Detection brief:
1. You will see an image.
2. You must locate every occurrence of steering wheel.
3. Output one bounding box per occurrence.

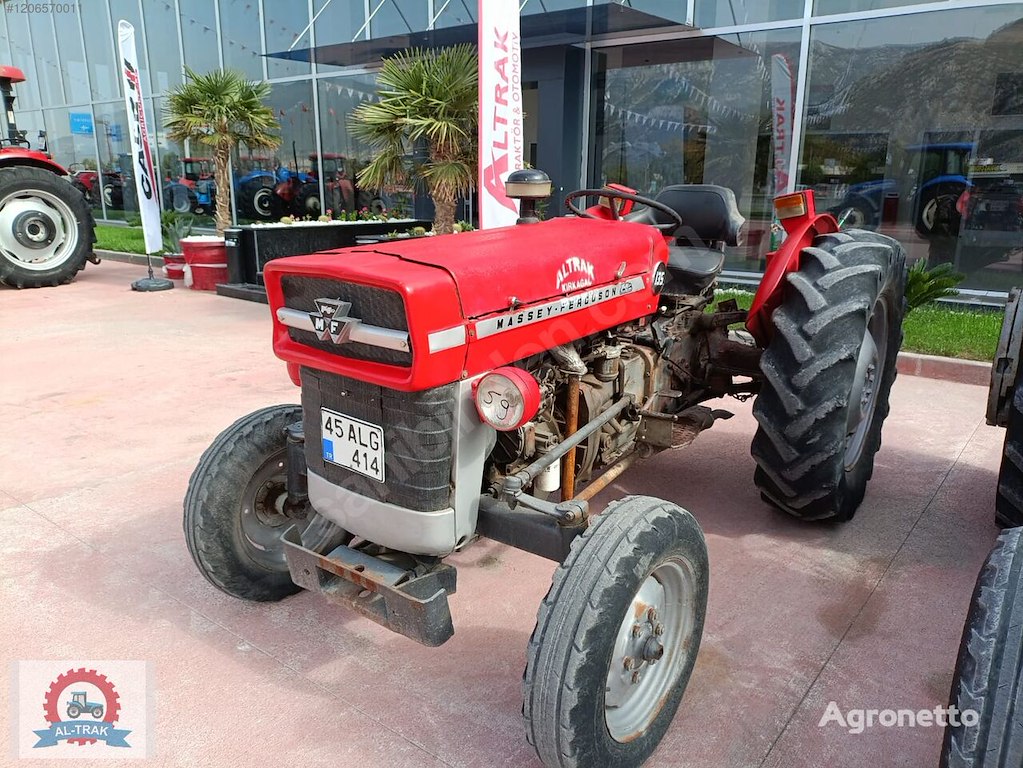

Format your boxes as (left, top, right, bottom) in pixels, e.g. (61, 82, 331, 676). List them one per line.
(565, 188, 683, 233)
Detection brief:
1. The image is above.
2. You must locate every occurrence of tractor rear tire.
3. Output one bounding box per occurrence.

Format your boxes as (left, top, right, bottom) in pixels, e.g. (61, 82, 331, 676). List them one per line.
(752, 229, 906, 521)
(296, 183, 321, 217)
(942, 527, 1023, 768)
(997, 385, 1023, 528)
(183, 405, 349, 602)
(523, 496, 708, 768)
(0, 166, 95, 288)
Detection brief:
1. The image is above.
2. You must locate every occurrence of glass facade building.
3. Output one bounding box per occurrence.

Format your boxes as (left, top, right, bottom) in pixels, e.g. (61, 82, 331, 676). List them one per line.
(3, 0, 1023, 291)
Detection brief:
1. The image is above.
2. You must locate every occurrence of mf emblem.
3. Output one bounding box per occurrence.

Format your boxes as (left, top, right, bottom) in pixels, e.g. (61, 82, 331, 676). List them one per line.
(310, 298, 362, 344)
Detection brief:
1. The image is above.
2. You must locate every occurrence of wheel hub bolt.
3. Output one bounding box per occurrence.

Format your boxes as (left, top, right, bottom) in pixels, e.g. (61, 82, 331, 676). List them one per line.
(654, 623, 664, 636)
(623, 656, 635, 671)
(631, 624, 642, 638)
(647, 607, 658, 622)
(642, 636, 664, 663)
(631, 670, 641, 684)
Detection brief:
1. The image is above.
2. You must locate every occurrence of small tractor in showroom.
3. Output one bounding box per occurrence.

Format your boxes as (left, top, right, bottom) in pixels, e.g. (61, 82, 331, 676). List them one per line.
(0, 65, 97, 288)
(185, 171, 907, 767)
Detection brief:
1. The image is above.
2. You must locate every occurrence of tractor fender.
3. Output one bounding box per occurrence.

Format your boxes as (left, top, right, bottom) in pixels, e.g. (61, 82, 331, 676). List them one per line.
(745, 210, 840, 346)
(0, 150, 68, 175)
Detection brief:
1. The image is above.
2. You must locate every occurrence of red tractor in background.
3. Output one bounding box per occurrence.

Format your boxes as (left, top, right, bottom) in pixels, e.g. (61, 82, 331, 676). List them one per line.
(184, 169, 907, 766)
(0, 65, 97, 288)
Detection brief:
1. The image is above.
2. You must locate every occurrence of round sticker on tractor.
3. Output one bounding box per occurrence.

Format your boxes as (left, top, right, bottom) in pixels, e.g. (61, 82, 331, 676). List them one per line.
(652, 262, 668, 293)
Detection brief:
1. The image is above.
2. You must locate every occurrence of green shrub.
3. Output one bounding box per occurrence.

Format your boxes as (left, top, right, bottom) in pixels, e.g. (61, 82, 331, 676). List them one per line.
(905, 259, 964, 312)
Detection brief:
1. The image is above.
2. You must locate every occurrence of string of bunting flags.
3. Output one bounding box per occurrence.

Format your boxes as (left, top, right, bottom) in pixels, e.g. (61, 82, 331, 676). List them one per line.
(605, 103, 716, 136)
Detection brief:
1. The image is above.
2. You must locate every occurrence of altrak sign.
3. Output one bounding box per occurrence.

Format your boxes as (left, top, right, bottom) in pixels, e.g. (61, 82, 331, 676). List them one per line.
(478, 0, 524, 229)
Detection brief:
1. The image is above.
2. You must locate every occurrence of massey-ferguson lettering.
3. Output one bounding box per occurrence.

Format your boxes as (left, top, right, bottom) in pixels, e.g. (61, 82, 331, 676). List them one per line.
(184, 175, 907, 768)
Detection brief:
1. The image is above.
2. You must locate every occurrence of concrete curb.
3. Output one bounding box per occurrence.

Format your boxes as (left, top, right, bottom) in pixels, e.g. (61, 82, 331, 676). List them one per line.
(896, 351, 990, 387)
(91, 250, 995, 387)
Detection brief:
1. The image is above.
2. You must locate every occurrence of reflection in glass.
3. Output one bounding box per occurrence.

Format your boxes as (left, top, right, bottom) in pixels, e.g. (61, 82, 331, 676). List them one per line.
(370, 0, 429, 39)
(313, 0, 366, 49)
(265, 1, 311, 78)
(81, 3, 119, 101)
(592, 29, 802, 268)
(144, 0, 183, 94)
(93, 101, 137, 220)
(179, 0, 221, 75)
(220, 0, 263, 80)
(54, 11, 89, 100)
(45, 106, 101, 211)
(696, 0, 802, 26)
(814, 0, 936, 16)
(29, 12, 64, 106)
(800, 6, 1023, 290)
(6, 12, 42, 110)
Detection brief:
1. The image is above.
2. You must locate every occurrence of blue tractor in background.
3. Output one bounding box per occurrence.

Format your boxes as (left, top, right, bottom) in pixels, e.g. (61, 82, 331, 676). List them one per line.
(832, 142, 973, 238)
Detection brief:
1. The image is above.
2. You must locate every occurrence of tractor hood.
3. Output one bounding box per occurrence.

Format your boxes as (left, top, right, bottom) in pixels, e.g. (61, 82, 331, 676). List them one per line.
(264, 217, 668, 391)
(358, 217, 663, 319)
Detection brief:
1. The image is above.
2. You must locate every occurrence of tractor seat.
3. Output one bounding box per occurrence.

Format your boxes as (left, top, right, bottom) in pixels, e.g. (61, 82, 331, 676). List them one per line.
(625, 184, 746, 295)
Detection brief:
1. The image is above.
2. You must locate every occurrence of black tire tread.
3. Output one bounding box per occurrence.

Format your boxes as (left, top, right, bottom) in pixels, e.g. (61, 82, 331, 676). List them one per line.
(997, 385, 1023, 528)
(183, 405, 340, 602)
(522, 496, 708, 768)
(943, 527, 1023, 768)
(751, 229, 906, 521)
(0, 166, 96, 288)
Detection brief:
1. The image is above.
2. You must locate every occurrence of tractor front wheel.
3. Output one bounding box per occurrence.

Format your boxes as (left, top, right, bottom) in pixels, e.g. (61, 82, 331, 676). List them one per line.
(752, 230, 906, 521)
(523, 496, 708, 767)
(66, 705, 81, 719)
(183, 405, 349, 601)
(0, 166, 95, 288)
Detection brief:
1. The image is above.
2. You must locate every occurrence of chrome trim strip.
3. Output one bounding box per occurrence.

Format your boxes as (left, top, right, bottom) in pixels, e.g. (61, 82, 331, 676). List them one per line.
(474, 276, 646, 340)
(427, 325, 467, 353)
(276, 307, 411, 352)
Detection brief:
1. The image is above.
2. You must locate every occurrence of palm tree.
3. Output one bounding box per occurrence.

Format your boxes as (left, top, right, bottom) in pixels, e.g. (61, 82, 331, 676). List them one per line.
(164, 68, 280, 234)
(350, 45, 477, 235)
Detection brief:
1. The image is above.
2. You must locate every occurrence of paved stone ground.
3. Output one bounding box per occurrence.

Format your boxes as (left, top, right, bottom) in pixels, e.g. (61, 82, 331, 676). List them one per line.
(1, 262, 1006, 767)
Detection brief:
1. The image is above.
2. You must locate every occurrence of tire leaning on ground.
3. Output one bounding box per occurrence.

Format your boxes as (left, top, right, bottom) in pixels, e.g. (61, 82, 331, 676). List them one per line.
(523, 496, 708, 768)
(751, 229, 907, 521)
(0, 166, 95, 288)
(183, 405, 350, 601)
(942, 527, 1023, 768)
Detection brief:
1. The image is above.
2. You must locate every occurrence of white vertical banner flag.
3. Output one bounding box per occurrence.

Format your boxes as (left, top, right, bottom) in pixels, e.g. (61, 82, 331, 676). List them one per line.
(478, 0, 524, 229)
(118, 20, 162, 254)
(770, 54, 795, 195)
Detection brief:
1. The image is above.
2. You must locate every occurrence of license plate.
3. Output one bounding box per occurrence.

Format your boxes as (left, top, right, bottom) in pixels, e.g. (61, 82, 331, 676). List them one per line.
(320, 407, 385, 482)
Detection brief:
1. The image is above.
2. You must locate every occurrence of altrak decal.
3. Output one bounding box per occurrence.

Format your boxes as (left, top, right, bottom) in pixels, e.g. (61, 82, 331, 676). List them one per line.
(555, 256, 596, 292)
(474, 276, 644, 339)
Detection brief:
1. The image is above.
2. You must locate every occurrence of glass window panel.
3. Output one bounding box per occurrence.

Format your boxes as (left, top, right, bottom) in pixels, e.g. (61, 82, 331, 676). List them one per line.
(110, 0, 150, 97)
(520, 0, 585, 14)
(815, 0, 937, 15)
(12, 108, 45, 151)
(28, 13, 63, 106)
(43, 106, 101, 212)
(369, 0, 429, 38)
(266, 80, 317, 214)
(626, 1, 689, 26)
(6, 11, 42, 110)
(54, 11, 89, 99)
(144, 0, 183, 93)
(178, 0, 220, 74)
(695, 0, 802, 27)
(432, 0, 475, 29)
(0, 12, 11, 65)
(315, 73, 410, 216)
(800, 4, 1023, 290)
(264, 0, 311, 78)
(81, 1, 119, 101)
(591, 28, 802, 268)
(313, 0, 366, 44)
(220, 0, 263, 80)
(93, 100, 136, 220)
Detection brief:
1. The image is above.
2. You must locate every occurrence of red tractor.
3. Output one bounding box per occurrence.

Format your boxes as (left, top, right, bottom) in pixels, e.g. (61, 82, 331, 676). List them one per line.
(184, 170, 906, 766)
(0, 65, 97, 288)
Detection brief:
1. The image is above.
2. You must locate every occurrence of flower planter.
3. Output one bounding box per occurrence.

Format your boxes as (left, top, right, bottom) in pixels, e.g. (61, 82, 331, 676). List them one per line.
(181, 236, 228, 291)
(162, 253, 186, 280)
(219, 218, 432, 303)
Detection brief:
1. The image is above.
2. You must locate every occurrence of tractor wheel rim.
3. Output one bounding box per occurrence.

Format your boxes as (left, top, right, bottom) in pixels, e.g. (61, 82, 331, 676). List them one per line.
(0, 191, 78, 270)
(845, 297, 888, 469)
(238, 449, 310, 570)
(605, 556, 696, 742)
(253, 188, 272, 216)
(173, 190, 191, 213)
(922, 199, 937, 231)
(840, 206, 865, 228)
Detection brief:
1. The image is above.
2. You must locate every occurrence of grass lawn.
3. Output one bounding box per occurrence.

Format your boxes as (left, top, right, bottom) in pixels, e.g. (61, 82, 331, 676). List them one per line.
(94, 224, 150, 255)
(713, 288, 1000, 362)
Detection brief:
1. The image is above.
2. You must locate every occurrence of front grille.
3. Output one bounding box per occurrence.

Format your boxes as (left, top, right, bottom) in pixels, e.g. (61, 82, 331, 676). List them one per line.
(302, 367, 455, 512)
(281, 275, 411, 366)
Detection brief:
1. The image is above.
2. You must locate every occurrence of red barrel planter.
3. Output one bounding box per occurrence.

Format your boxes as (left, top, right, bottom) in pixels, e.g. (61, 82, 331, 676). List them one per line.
(162, 253, 186, 280)
(181, 236, 228, 291)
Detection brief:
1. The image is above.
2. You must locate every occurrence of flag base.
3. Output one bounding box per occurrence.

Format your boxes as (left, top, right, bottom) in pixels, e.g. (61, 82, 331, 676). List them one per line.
(131, 276, 174, 292)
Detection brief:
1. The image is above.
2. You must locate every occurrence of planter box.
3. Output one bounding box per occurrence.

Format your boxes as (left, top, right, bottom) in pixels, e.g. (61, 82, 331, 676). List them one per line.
(218, 219, 431, 303)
